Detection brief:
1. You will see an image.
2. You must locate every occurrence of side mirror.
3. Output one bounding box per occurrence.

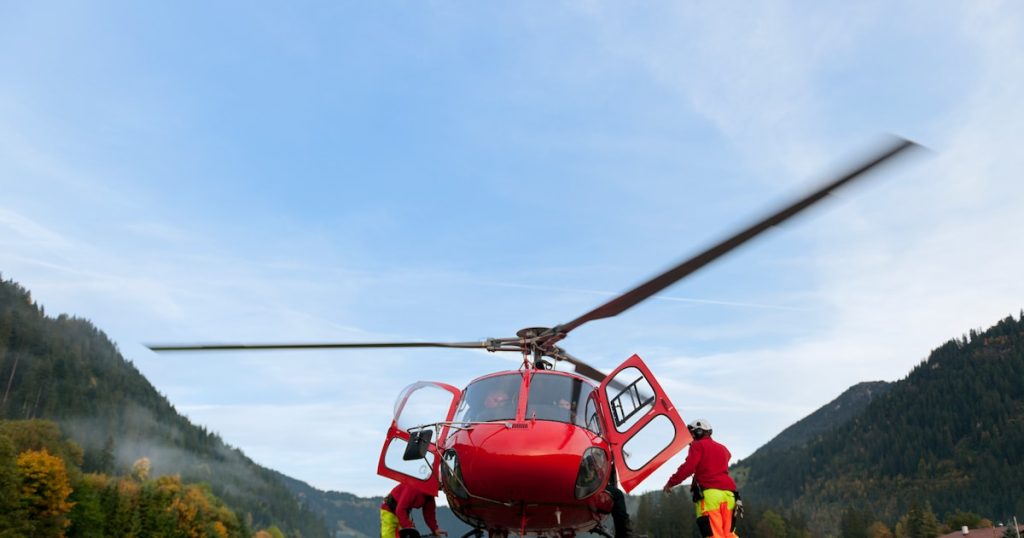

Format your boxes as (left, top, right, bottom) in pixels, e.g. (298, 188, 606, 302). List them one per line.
(402, 429, 433, 461)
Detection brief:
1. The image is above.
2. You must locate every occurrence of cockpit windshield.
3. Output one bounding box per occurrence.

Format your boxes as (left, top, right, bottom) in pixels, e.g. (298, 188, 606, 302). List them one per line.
(453, 374, 521, 423)
(525, 373, 598, 431)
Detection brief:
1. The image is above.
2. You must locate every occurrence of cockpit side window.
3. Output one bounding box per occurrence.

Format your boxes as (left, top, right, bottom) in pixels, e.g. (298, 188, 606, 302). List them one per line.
(525, 373, 595, 428)
(453, 374, 521, 423)
(584, 393, 603, 435)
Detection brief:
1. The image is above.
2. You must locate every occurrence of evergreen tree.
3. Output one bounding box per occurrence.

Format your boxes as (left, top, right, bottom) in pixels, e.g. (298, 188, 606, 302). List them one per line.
(635, 493, 654, 536)
(67, 474, 106, 538)
(0, 432, 28, 534)
(841, 505, 874, 538)
(755, 510, 787, 538)
(903, 501, 940, 538)
(944, 509, 982, 532)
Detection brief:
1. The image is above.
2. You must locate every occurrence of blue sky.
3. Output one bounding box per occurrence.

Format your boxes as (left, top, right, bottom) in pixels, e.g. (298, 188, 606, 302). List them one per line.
(3, 2, 1024, 497)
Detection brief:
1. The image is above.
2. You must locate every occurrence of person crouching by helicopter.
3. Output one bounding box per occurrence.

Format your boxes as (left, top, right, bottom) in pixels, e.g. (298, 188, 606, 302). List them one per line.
(662, 419, 741, 538)
(380, 483, 447, 538)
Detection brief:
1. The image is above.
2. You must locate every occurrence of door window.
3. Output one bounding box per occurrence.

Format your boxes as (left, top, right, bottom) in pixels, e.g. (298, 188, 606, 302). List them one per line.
(377, 381, 461, 496)
(598, 354, 691, 492)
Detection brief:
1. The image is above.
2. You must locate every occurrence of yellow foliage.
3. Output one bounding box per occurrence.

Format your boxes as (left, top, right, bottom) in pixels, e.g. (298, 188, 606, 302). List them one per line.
(868, 521, 894, 538)
(81, 472, 109, 490)
(166, 483, 222, 538)
(131, 456, 151, 481)
(16, 448, 74, 536)
(117, 476, 140, 497)
(156, 473, 184, 495)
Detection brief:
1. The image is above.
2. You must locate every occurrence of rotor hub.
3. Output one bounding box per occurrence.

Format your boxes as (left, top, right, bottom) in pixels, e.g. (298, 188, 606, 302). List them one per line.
(516, 327, 550, 339)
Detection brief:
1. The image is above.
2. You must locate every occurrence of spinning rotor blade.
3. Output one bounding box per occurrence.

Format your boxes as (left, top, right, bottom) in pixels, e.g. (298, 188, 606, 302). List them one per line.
(554, 350, 610, 383)
(567, 359, 606, 383)
(546, 137, 921, 342)
(147, 341, 500, 352)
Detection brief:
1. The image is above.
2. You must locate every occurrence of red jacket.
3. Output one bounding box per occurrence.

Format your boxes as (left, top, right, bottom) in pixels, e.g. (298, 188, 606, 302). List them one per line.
(381, 483, 439, 531)
(664, 436, 737, 492)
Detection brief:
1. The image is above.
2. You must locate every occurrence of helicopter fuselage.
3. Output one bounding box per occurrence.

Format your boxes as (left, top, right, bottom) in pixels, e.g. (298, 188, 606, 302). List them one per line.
(442, 420, 613, 534)
(378, 356, 690, 537)
(438, 371, 615, 535)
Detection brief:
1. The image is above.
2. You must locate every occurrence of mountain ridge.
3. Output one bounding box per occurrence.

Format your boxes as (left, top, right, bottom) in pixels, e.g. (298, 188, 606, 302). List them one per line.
(738, 380, 893, 462)
(735, 313, 1024, 532)
(0, 275, 474, 537)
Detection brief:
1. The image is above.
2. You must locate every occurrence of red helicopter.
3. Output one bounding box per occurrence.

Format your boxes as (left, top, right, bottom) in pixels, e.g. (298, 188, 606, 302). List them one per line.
(151, 138, 919, 538)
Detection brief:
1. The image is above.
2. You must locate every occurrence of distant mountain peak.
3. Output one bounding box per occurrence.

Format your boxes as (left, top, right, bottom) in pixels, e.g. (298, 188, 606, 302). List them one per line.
(739, 379, 894, 461)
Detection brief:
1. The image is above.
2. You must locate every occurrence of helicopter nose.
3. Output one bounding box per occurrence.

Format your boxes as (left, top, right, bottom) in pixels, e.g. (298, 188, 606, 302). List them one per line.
(449, 422, 609, 504)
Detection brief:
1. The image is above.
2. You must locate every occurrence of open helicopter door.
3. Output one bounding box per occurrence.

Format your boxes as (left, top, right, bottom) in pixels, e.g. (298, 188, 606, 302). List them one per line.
(598, 354, 692, 492)
(377, 381, 461, 496)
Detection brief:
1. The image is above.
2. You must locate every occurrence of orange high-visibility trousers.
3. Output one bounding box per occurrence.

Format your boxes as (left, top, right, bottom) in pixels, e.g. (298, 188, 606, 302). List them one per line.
(695, 488, 738, 538)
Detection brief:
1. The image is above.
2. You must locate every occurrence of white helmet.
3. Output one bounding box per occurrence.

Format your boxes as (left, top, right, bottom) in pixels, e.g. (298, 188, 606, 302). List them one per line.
(688, 418, 712, 433)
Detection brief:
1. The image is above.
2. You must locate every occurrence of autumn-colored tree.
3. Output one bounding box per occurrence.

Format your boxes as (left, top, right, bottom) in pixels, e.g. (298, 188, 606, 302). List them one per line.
(867, 521, 894, 538)
(145, 474, 245, 537)
(18, 448, 75, 537)
(131, 457, 151, 482)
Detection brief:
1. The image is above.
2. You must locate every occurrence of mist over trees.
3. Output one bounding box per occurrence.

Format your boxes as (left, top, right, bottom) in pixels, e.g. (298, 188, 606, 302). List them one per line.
(0, 418, 261, 536)
(0, 277, 330, 536)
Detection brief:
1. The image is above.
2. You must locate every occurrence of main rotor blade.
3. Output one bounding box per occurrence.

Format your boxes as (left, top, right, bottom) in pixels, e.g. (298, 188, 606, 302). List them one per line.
(549, 137, 921, 340)
(147, 341, 496, 352)
(561, 354, 608, 383)
(552, 349, 633, 393)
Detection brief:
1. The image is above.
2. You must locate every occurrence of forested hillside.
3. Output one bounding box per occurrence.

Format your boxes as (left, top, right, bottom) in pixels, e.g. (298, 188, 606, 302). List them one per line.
(0, 276, 486, 537)
(0, 277, 330, 536)
(0, 419, 260, 536)
(735, 313, 1024, 533)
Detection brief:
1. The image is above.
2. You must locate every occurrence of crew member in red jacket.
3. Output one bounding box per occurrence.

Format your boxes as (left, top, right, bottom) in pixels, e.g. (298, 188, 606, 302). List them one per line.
(663, 419, 741, 538)
(380, 483, 447, 538)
